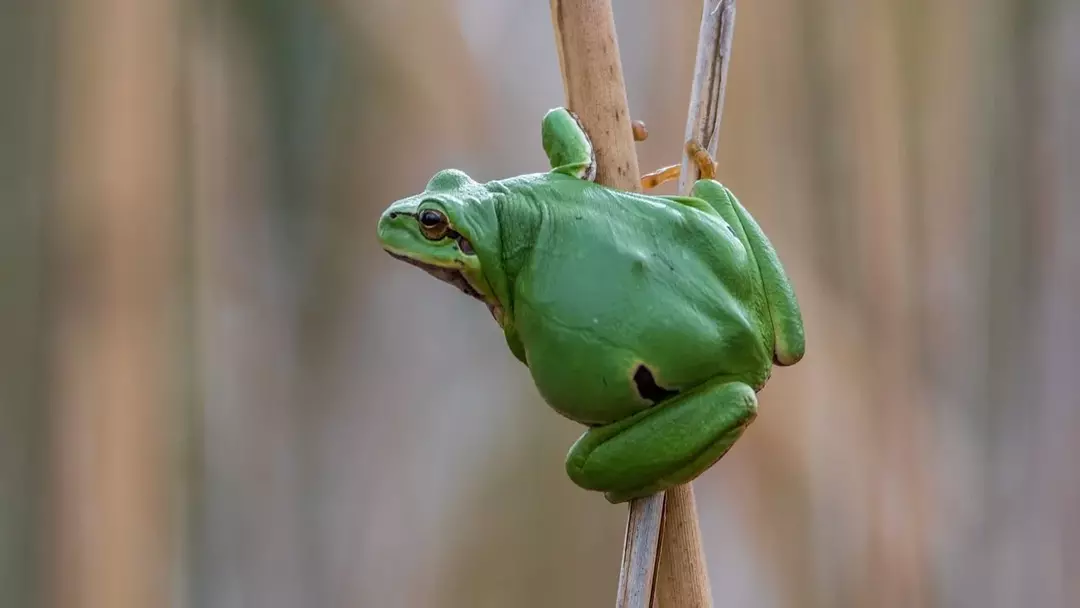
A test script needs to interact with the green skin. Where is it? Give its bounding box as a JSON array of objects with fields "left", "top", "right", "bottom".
[{"left": 378, "top": 108, "right": 805, "bottom": 503}]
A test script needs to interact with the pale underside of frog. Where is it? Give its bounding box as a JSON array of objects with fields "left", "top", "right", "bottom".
[{"left": 377, "top": 108, "right": 805, "bottom": 503}]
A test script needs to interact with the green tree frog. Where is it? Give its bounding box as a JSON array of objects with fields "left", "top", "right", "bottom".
[{"left": 377, "top": 108, "right": 805, "bottom": 503}]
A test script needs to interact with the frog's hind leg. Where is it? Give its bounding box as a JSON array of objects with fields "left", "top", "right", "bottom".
[
  {"left": 640, "top": 140, "right": 804, "bottom": 363},
  {"left": 564, "top": 378, "right": 758, "bottom": 503},
  {"left": 690, "top": 179, "right": 806, "bottom": 366},
  {"left": 639, "top": 140, "right": 720, "bottom": 190}
]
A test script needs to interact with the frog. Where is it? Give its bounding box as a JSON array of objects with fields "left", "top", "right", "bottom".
[{"left": 377, "top": 107, "right": 805, "bottom": 503}]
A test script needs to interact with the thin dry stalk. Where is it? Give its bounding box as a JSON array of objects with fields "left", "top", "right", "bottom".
[
  {"left": 549, "top": 1, "right": 663, "bottom": 606},
  {"left": 549, "top": 1, "right": 739, "bottom": 606},
  {"left": 654, "top": 4, "right": 738, "bottom": 606}
]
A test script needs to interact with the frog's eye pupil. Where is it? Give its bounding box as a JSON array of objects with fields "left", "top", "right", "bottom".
[{"left": 420, "top": 210, "right": 445, "bottom": 227}]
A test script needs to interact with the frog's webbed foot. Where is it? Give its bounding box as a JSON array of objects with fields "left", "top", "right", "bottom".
[{"left": 632, "top": 119, "right": 682, "bottom": 190}]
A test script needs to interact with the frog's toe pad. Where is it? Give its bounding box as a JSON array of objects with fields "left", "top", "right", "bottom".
[{"left": 604, "top": 488, "right": 656, "bottom": 504}]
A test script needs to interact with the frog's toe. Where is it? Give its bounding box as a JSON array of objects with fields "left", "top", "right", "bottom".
[{"left": 603, "top": 488, "right": 655, "bottom": 504}]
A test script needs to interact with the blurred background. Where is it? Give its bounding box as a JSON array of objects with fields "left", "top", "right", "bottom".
[{"left": 2, "top": 0, "right": 1078, "bottom": 607}]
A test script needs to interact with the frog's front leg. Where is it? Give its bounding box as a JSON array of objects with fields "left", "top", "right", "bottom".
[
  {"left": 541, "top": 108, "right": 596, "bottom": 180},
  {"left": 565, "top": 377, "right": 758, "bottom": 503},
  {"left": 542, "top": 109, "right": 669, "bottom": 185},
  {"left": 639, "top": 140, "right": 720, "bottom": 190},
  {"left": 682, "top": 152, "right": 806, "bottom": 366},
  {"left": 640, "top": 164, "right": 680, "bottom": 190}
]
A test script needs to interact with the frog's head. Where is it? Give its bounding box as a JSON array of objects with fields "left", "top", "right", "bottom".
[{"left": 377, "top": 169, "right": 508, "bottom": 326}]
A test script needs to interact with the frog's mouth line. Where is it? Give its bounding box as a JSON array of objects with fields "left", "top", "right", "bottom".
[
  {"left": 386, "top": 251, "right": 482, "bottom": 299},
  {"left": 385, "top": 250, "right": 503, "bottom": 322}
]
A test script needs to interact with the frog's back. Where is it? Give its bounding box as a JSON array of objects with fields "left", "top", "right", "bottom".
[{"left": 500, "top": 174, "right": 773, "bottom": 424}]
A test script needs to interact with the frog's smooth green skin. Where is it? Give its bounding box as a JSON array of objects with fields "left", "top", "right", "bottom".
[{"left": 377, "top": 107, "right": 805, "bottom": 503}]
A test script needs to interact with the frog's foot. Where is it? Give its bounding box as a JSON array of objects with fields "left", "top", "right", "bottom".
[
  {"left": 686, "top": 140, "right": 717, "bottom": 180},
  {"left": 639, "top": 141, "right": 719, "bottom": 190},
  {"left": 633, "top": 117, "right": 680, "bottom": 189},
  {"left": 640, "top": 164, "right": 681, "bottom": 190},
  {"left": 564, "top": 378, "right": 758, "bottom": 503}
]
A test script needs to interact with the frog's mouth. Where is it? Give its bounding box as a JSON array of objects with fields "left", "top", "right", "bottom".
[{"left": 385, "top": 251, "right": 503, "bottom": 323}]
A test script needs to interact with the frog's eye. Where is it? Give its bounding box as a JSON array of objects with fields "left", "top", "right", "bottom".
[{"left": 418, "top": 209, "right": 449, "bottom": 240}]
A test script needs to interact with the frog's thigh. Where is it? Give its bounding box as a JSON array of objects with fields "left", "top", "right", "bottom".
[
  {"left": 687, "top": 179, "right": 738, "bottom": 224},
  {"left": 564, "top": 379, "right": 757, "bottom": 503},
  {"left": 688, "top": 179, "right": 806, "bottom": 366}
]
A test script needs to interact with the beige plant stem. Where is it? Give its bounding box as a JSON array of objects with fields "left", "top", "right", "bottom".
[
  {"left": 549, "top": 1, "right": 739, "bottom": 606},
  {"left": 549, "top": 1, "right": 663, "bottom": 607},
  {"left": 654, "top": 4, "right": 738, "bottom": 607}
]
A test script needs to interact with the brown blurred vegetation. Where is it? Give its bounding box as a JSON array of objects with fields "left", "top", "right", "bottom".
[{"left": 1, "top": 1, "right": 1078, "bottom": 607}]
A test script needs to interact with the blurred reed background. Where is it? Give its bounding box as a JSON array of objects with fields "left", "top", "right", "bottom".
[{"left": 1, "top": 0, "right": 1078, "bottom": 607}]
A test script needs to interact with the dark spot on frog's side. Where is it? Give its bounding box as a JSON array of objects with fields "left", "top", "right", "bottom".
[{"left": 633, "top": 364, "right": 679, "bottom": 404}]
